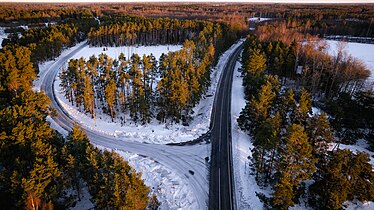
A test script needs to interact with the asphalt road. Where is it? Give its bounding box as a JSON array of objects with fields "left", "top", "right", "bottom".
[
  {"left": 209, "top": 44, "right": 243, "bottom": 210},
  {"left": 40, "top": 40, "right": 243, "bottom": 210},
  {"left": 40, "top": 41, "right": 209, "bottom": 209}
]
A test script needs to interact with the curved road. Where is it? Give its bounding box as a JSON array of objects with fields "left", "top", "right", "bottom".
[{"left": 40, "top": 41, "right": 242, "bottom": 210}]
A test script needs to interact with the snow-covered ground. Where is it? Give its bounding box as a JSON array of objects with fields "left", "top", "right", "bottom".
[
  {"left": 248, "top": 17, "right": 272, "bottom": 22},
  {"left": 71, "top": 44, "right": 182, "bottom": 61},
  {"left": 334, "top": 139, "right": 374, "bottom": 168},
  {"left": 0, "top": 27, "right": 8, "bottom": 49},
  {"left": 327, "top": 40, "right": 374, "bottom": 85},
  {"left": 325, "top": 41, "right": 373, "bottom": 210},
  {"left": 68, "top": 185, "right": 94, "bottom": 210},
  {"left": 93, "top": 143, "right": 209, "bottom": 210},
  {"left": 231, "top": 59, "right": 265, "bottom": 209},
  {"left": 53, "top": 40, "right": 244, "bottom": 144},
  {"left": 118, "top": 150, "right": 199, "bottom": 210},
  {"left": 68, "top": 144, "right": 208, "bottom": 210}
]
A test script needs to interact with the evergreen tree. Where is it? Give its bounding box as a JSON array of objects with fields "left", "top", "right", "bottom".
[
  {"left": 309, "top": 149, "right": 374, "bottom": 210},
  {"left": 273, "top": 124, "right": 316, "bottom": 209},
  {"left": 246, "top": 48, "right": 267, "bottom": 77},
  {"left": 306, "top": 112, "right": 334, "bottom": 157},
  {"left": 105, "top": 78, "right": 117, "bottom": 121},
  {"left": 295, "top": 88, "right": 312, "bottom": 125}
]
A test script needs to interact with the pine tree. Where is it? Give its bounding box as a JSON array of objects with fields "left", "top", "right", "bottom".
[
  {"left": 272, "top": 174, "right": 294, "bottom": 210},
  {"left": 306, "top": 112, "right": 334, "bottom": 157},
  {"left": 82, "top": 66, "right": 95, "bottom": 117},
  {"left": 295, "top": 88, "right": 312, "bottom": 125},
  {"left": 246, "top": 48, "right": 267, "bottom": 77},
  {"left": 273, "top": 124, "right": 316, "bottom": 209},
  {"left": 249, "top": 78, "right": 278, "bottom": 129},
  {"left": 309, "top": 149, "right": 351, "bottom": 210},
  {"left": 105, "top": 78, "right": 117, "bottom": 121},
  {"left": 0, "top": 46, "right": 35, "bottom": 100}
]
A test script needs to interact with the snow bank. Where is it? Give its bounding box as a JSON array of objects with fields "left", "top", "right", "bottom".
[
  {"left": 46, "top": 116, "right": 69, "bottom": 137},
  {"left": 231, "top": 59, "right": 265, "bottom": 209},
  {"left": 53, "top": 40, "right": 244, "bottom": 144}
]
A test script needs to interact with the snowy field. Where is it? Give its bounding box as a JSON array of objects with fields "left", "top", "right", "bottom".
[
  {"left": 53, "top": 40, "right": 244, "bottom": 144},
  {"left": 71, "top": 44, "right": 182, "bottom": 61},
  {"left": 326, "top": 40, "right": 374, "bottom": 85}
]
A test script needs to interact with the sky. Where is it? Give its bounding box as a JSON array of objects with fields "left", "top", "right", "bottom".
[{"left": 0, "top": 0, "right": 373, "bottom": 3}]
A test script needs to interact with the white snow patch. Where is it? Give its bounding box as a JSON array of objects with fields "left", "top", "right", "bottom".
[
  {"left": 231, "top": 59, "right": 265, "bottom": 209},
  {"left": 71, "top": 44, "right": 182, "bottom": 61},
  {"left": 68, "top": 186, "right": 94, "bottom": 210},
  {"left": 344, "top": 200, "right": 374, "bottom": 210},
  {"left": 47, "top": 116, "right": 69, "bottom": 137},
  {"left": 312, "top": 106, "right": 322, "bottom": 115},
  {"left": 0, "top": 27, "right": 8, "bottom": 49},
  {"left": 53, "top": 40, "right": 244, "bottom": 144},
  {"left": 249, "top": 17, "right": 272, "bottom": 22},
  {"left": 118, "top": 150, "right": 199, "bottom": 210}
]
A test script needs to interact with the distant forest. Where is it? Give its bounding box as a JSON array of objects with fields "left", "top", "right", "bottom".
[{"left": 0, "top": 3, "right": 373, "bottom": 37}]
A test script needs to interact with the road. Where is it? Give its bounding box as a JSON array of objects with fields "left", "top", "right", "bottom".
[
  {"left": 40, "top": 41, "right": 209, "bottom": 209},
  {"left": 40, "top": 40, "right": 243, "bottom": 210},
  {"left": 209, "top": 44, "right": 243, "bottom": 210}
]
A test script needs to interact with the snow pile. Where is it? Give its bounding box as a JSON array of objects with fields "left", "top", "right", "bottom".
[
  {"left": 327, "top": 40, "right": 374, "bottom": 85},
  {"left": 53, "top": 40, "right": 244, "bottom": 144},
  {"left": 343, "top": 200, "right": 374, "bottom": 210},
  {"left": 231, "top": 60, "right": 265, "bottom": 209}
]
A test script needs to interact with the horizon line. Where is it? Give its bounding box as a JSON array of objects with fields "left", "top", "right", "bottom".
[{"left": 1, "top": 0, "right": 374, "bottom": 4}]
